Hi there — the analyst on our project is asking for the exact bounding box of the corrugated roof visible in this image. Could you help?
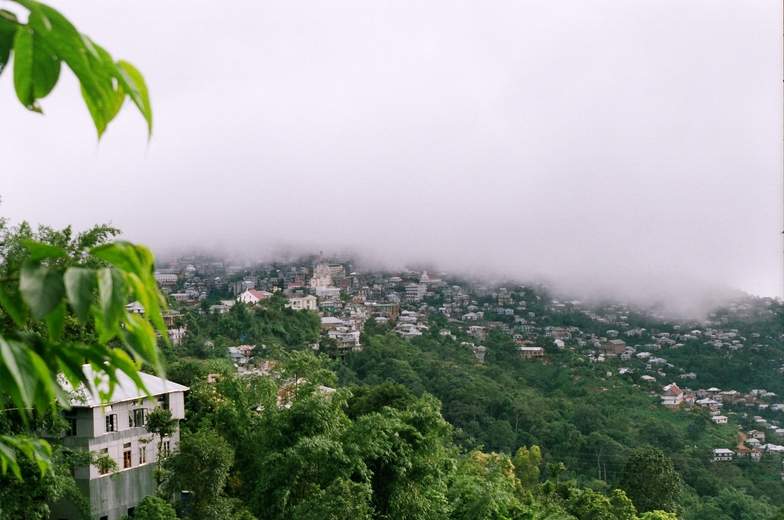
[63,365,189,408]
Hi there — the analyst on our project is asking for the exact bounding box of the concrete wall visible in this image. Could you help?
[50,390,186,520]
[49,464,155,520]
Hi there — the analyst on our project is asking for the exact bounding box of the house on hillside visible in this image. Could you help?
[735,447,760,461]
[713,448,734,462]
[518,346,544,360]
[49,366,188,520]
[661,383,684,409]
[600,339,627,357]
[237,289,273,304]
[711,415,728,424]
[286,295,318,311]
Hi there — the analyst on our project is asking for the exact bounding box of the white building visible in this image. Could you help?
[310,259,332,288]
[153,272,178,285]
[519,346,545,360]
[661,383,684,408]
[315,286,341,300]
[287,295,318,311]
[711,415,728,424]
[237,289,273,304]
[713,448,734,462]
[50,367,188,520]
[405,283,427,302]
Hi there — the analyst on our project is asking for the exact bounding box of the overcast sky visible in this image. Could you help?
[1,1,782,306]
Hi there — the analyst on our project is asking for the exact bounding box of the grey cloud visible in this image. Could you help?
[0,0,780,309]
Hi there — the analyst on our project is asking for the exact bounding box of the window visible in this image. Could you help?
[127,507,135,517]
[64,413,77,436]
[129,408,146,428]
[105,414,117,433]
[99,448,110,475]
[163,440,170,456]
[158,394,170,411]
[139,446,147,464]
[123,443,132,469]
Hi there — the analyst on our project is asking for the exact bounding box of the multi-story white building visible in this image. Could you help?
[49,367,188,520]
[153,272,178,285]
[713,448,734,462]
[660,383,684,409]
[405,283,427,302]
[287,295,318,311]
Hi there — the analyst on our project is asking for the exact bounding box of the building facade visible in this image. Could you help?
[287,295,318,311]
[49,368,188,520]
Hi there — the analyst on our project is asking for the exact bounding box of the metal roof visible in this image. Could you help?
[63,365,189,408]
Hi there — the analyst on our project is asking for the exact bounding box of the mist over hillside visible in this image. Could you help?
[154,244,770,322]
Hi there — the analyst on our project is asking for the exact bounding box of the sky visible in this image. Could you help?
[1,1,782,308]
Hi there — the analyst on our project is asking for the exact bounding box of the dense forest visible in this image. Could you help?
[144,294,782,520]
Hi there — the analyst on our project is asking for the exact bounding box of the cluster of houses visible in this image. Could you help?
[152,253,781,361]
[659,384,784,465]
[712,425,784,463]
[144,255,784,393]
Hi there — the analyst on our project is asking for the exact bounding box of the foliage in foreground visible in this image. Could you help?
[0,220,169,480]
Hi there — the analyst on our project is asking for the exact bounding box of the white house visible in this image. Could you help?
[661,383,684,408]
[237,289,273,304]
[125,301,145,315]
[153,272,178,285]
[315,286,341,300]
[405,283,427,302]
[713,448,734,462]
[696,398,722,409]
[711,415,728,424]
[50,366,188,520]
[519,346,544,360]
[287,295,318,311]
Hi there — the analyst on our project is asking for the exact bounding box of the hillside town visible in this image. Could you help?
[151,254,782,373]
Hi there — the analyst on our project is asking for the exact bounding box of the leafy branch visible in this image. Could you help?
[0,240,169,478]
[0,0,151,137]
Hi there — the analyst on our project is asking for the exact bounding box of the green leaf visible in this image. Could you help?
[22,2,117,136]
[0,283,28,327]
[22,239,67,262]
[91,241,143,274]
[45,300,66,341]
[0,10,18,75]
[97,267,125,342]
[91,242,167,341]
[85,42,152,134]
[12,25,61,113]
[19,261,65,320]
[91,302,110,342]
[64,267,96,321]
[122,312,159,366]
[0,335,32,410]
[117,60,152,135]
[80,73,125,136]
[0,435,52,478]
[0,439,21,479]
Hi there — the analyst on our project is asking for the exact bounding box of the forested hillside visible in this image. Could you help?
[149,293,784,520]
[2,266,782,519]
